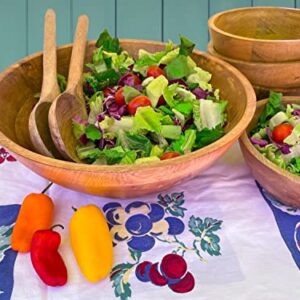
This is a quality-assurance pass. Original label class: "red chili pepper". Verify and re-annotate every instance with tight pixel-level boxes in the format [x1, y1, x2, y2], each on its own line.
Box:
[30, 225, 67, 286]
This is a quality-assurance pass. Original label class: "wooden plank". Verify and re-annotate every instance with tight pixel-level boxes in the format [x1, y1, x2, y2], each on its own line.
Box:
[28, 0, 71, 54]
[164, 0, 208, 51]
[117, 0, 162, 41]
[253, 0, 295, 7]
[0, 0, 27, 70]
[72, 0, 115, 40]
[210, 0, 251, 16]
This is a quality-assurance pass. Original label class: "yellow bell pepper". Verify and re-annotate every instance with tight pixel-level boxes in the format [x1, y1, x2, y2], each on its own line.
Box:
[69, 204, 113, 283]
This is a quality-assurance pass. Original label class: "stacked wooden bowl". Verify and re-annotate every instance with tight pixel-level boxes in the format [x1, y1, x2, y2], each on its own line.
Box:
[208, 7, 300, 99]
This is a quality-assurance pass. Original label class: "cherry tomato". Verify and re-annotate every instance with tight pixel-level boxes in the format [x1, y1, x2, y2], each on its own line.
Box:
[157, 95, 166, 106]
[128, 96, 152, 115]
[147, 65, 165, 78]
[160, 152, 180, 160]
[115, 87, 125, 106]
[272, 123, 293, 144]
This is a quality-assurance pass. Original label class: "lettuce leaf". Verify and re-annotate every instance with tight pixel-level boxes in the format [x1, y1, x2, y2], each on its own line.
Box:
[199, 100, 227, 130]
[88, 91, 103, 124]
[94, 69, 121, 90]
[123, 86, 141, 103]
[194, 126, 225, 149]
[85, 124, 102, 141]
[179, 35, 195, 56]
[165, 55, 193, 80]
[96, 29, 121, 54]
[259, 91, 285, 126]
[117, 131, 152, 157]
[169, 129, 196, 154]
[133, 106, 162, 133]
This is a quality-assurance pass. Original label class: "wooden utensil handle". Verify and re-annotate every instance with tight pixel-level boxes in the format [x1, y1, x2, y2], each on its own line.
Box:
[40, 9, 60, 100]
[67, 15, 89, 91]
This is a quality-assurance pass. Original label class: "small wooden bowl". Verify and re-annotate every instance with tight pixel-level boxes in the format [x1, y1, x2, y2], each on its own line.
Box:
[254, 85, 300, 100]
[239, 96, 300, 207]
[0, 40, 256, 198]
[207, 41, 300, 89]
[209, 7, 300, 63]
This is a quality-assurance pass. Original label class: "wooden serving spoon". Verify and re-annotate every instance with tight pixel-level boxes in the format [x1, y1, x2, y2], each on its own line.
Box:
[28, 9, 62, 158]
[48, 15, 89, 162]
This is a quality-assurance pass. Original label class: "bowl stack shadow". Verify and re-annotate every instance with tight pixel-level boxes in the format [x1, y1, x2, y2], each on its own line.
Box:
[208, 6, 300, 100]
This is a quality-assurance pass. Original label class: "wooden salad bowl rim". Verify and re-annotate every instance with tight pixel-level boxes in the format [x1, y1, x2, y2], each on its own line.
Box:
[209, 6, 300, 43]
[240, 96, 300, 184]
[0, 39, 256, 172]
[207, 40, 300, 66]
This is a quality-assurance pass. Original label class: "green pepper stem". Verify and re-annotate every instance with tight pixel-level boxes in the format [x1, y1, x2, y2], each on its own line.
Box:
[41, 182, 53, 194]
[51, 224, 64, 231]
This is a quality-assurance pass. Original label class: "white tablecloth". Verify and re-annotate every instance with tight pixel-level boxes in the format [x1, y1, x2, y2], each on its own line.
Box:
[1, 143, 300, 300]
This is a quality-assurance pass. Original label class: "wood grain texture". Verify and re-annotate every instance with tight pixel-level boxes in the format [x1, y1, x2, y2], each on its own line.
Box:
[208, 41, 300, 89]
[163, 0, 208, 51]
[209, 7, 300, 63]
[48, 15, 89, 162]
[0, 0, 27, 71]
[28, 0, 71, 54]
[117, 0, 162, 41]
[0, 39, 256, 198]
[254, 85, 300, 100]
[29, 9, 62, 158]
[72, 0, 115, 39]
[239, 97, 300, 208]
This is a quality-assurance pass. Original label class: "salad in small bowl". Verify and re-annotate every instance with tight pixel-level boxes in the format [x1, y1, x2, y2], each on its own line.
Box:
[240, 92, 300, 207]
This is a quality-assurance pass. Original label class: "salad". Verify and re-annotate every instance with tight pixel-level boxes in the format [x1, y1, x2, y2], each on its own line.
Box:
[72, 30, 228, 165]
[250, 91, 300, 175]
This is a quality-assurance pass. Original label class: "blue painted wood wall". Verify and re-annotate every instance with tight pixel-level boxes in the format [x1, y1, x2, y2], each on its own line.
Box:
[0, 0, 298, 70]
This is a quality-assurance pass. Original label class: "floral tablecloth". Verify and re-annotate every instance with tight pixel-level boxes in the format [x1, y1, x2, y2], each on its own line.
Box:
[1, 143, 300, 300]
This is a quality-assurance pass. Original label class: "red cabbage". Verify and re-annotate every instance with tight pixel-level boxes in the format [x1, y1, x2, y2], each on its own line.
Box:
[79, 134, 89, 145]
[292, 109, 300, 116]
[173, 117, 180, 126]
[169, 79, 187, 87]
[182, 118, 194, 131]
[280, 144, 291, 154]
[118, 105, 127, 116]
[97, 112, 105, 122]
[118, 73, 137, 87]
[250, 137, 268, 147]
[192, 87, 211, 100]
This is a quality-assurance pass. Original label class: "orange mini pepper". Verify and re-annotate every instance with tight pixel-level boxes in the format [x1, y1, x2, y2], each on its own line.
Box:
[11, 193, 54, 253]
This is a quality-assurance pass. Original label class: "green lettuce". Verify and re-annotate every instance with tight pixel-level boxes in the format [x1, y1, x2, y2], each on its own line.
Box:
[194, 126, 225, 149]
[88, 91, 103, 124]
[123, 86, 141, 103]
[258, 91, 284, 126]
[169, 129, 196, 154]
[133, 106, 162, 133]
[117, 131, 152, 157]
[96, 29, 121, 54]
[165, 55, 193, 80]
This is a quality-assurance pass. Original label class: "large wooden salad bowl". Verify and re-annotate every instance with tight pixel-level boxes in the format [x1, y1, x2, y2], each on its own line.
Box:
[0, 40, 256, 198]
[239, 97, 300, 207]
